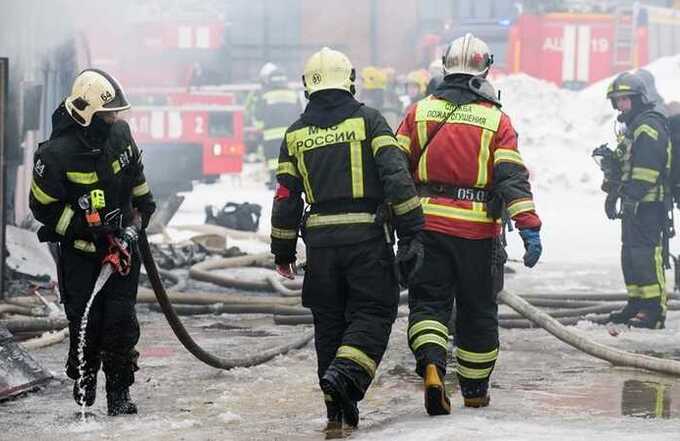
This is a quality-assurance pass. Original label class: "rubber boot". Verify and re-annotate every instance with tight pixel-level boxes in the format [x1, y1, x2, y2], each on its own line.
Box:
[73, 372, 97, 407]
[628, 306, 665, 329]
[609, 300, 640, 324]
[461, 381, 490, 408]
[424, 363, 451, 416]
[324, 394, 343, 431]
[106, 388, 138, 416]
[320, 370, 359, 428]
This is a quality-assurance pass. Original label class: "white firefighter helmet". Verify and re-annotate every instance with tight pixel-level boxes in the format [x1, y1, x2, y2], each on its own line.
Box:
[65, 69, 130, 127]
[302, 47, 355, 96]
[259, 62, 278, 84]
[442, 33, 494, 77]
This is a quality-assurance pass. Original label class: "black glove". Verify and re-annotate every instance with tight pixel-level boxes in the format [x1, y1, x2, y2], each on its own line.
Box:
[395, 233, 424, 288]
[604, 194, 619, 220]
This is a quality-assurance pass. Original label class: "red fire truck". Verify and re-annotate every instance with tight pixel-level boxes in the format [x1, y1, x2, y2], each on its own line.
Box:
[125, 90, 244, 196]
[506, 4, 680, 88]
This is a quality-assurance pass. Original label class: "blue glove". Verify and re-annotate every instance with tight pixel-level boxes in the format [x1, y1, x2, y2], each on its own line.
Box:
[519, 228, 542, 268]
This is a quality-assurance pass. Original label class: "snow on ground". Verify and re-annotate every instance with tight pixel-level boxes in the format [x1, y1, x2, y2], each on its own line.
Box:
[5, 58, 680, 440]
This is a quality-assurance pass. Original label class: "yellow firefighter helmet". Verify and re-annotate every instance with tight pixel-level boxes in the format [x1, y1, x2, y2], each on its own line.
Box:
[302, 47, 356, 97]
[406, 70, 430, 95]
[442, 33, 494, 77]
[361, 66, 388, 90]
[65, 69, 130, 127]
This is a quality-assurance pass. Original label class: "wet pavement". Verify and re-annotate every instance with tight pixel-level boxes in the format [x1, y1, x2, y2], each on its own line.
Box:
[1, 261, 679, 440]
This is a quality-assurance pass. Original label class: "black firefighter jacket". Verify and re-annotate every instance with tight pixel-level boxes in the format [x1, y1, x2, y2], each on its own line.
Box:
[270, 90, 424, 263]
[29, 103, 156, 257]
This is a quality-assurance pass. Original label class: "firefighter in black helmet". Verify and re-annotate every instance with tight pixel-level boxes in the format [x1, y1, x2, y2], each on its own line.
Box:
[270, 47, 424, 429]
[29, 69, 156, 415]
[604, 72, 670, 329]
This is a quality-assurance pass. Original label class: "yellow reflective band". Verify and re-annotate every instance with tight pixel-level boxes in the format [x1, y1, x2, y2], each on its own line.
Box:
[494, 148, 524, 166]
[55, 205, 75, 236]
[417, 122, 429, 181]
[112, 160, 121, 174]
[66, 171, 98, 185]
[626, 284, 641, 298]
[507, 199, 535, 218]
[408, 319, 449, 340]
[637, 283, 663, 300]
[423, 201, 496, 224]
[617, 84, 632, 91]
[73, 240, 96, 253]
[393, 196, 421, 216]
[397, 134, 411, 154]
[476, 129, 493, 187]
[296, 154, 314, 202]
[286, 118, 366, 155]
[336, 345, 376, 377]
[263, 89, 298, 104]
[456, 347, 499, 364]
[267, 158, 278, 171]
[263, 127, 288, 141]
[641, 187, 663, 202]
[631, 167, 659, 184]
[271, 227, 297, 240]
[371, 135, 398, 155]
[30, 181, 58, 205]
[415, 98, 502, 132]
[324, 393, 333, 402]
[306, 212, 375, 228]
[132, 182, 150, 197]
[634, 124, 659, 141]
[456, 365, 493, 380]
[350, 141, 364, 198]
[276, 161, 299, 178]
[411, 334, 449, 352]
[655, 246, 667, 312]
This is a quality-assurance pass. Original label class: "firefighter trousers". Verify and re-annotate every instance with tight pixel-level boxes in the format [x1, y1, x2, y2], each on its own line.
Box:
[407, 231, 501, 399]
[621, 202, 667, 315]
[303, 237, 399, 402]
[59, 244, 141, 392]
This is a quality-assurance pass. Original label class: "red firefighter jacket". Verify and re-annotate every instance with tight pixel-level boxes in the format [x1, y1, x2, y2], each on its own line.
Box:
[397, 95, 541, 239]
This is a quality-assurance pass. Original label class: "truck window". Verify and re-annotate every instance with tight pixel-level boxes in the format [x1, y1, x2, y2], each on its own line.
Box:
[209, 111, 234, 137]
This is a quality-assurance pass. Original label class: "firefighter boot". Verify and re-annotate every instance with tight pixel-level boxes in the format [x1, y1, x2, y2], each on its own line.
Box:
[106, 387, 138, 416]
[461, 380, 490, 408]
[324, 394, 343, 430]
[320, 370, 359, 428]
[628, 301, 665, 329]
[424, 363, 451, 416]
[608, 300, 641, 324]
[72, 371, 97, 407]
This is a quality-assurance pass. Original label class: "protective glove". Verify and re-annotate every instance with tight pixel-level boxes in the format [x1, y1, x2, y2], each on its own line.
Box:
[604, 193, 619, 220]
[395, 233, 425, 288]
[519, 228, 542, 268]
[276, 263, 296, 280]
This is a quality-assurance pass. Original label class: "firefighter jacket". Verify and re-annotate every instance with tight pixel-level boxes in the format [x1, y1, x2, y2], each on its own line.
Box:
[270, 90, 424, 262]
[616, 109, 670, 205]
[396, 76, 541, 239]
[253, 86, 301, 142]
[29, 103, 156, 256]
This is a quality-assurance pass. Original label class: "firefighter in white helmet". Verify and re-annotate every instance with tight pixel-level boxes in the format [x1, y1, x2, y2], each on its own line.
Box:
[397, 33, 542, 415]
[270, 47, 423, 429]
[29, 69, 156, 416]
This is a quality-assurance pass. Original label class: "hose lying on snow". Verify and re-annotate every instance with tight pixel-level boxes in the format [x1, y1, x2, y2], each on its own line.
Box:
[498, 290, 680, 376]
[1, 317, 69, 333]
[140, 231, 313, 370]
[189, 253, 303, 292]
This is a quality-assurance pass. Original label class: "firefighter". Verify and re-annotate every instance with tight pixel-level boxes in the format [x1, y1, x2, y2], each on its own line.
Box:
[270, 47, 424, 428]
[604, 72, 670, 329]
[252, 66, 302, 189]
[404, 69, 429, 109]
[29, 69, 156, 415]
[359, 66, 388, 112]
[396, 33, 542, 415]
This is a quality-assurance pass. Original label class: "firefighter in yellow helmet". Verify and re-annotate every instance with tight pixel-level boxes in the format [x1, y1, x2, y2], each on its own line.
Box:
[360, 65, 388, 111]
[270, 47, 423, 429]
[404, 69, 430, 110]
[29, 69, 156, 416]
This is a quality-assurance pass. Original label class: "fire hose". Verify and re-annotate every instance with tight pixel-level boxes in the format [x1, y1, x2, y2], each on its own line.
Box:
[498, 290, 680, 376]
[139, 231, 313, 370]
